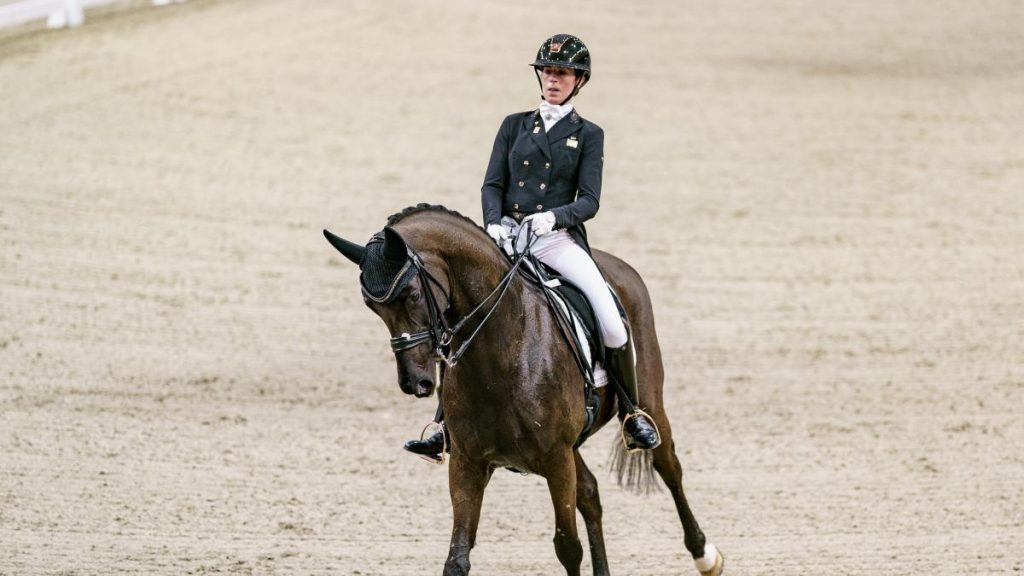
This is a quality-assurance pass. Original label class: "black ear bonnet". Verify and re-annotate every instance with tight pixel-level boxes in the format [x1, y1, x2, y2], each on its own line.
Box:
[359, 228, 416, 303]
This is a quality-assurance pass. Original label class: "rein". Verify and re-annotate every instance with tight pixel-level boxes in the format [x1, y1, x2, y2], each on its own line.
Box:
[389, 227, 538, 367]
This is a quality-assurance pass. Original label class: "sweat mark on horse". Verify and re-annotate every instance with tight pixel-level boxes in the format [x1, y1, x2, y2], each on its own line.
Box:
[325, 204, 724, 576]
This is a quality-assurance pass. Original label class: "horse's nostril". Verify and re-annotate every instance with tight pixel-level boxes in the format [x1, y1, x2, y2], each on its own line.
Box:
[416, 379, 435, 397]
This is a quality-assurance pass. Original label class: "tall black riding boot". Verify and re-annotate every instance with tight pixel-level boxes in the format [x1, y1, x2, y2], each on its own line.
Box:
[606, 340, 661, 451]
[403, 423, 448, 463]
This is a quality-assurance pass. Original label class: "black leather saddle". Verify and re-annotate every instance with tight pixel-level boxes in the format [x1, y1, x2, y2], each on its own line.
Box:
[547, 275, 605, 366]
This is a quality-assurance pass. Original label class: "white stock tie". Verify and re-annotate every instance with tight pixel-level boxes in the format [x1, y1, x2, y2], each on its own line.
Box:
[539, 101, 573, 131]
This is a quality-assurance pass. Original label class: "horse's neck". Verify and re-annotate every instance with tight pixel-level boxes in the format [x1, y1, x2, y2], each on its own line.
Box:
[405, 217, 553, 371]
[443, 244, 521, 318]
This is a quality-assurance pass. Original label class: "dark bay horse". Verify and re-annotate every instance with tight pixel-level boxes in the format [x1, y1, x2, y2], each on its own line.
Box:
[325, 204, 723, 576]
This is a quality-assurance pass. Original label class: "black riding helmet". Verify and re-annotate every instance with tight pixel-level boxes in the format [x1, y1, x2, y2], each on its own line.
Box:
[531, 34, 591, 104]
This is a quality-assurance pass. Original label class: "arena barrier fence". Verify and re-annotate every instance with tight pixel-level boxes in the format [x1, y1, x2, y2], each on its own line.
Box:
[0, 0, 183, 31]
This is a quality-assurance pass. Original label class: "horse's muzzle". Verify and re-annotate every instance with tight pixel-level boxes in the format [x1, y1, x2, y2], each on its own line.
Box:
[400, 376, 435, 398]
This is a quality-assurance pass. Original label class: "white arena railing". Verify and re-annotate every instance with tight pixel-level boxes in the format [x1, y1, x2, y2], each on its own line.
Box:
[0, 0, 183, 30]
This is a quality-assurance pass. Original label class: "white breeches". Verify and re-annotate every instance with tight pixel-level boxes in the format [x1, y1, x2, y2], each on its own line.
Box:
[503, 217, 628, 349]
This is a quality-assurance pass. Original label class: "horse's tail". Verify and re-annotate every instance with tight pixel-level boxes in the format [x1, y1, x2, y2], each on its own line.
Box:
[608, 440, 661, 495]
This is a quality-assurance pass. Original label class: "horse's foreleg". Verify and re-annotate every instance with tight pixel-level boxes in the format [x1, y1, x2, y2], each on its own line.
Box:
[574, 452, 610, 576]
[651, 418, 724, 576]
[443, 455, 492, 576]
[546, 450, 584, 576]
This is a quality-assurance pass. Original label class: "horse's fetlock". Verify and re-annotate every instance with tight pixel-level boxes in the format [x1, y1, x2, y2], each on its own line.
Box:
[684, 530, 707, 558]
[443, 555, 471, 576]
[552, 531, 584, 567]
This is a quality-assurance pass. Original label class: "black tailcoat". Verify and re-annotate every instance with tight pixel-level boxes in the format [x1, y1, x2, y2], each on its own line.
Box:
[481, 109, 605, 250]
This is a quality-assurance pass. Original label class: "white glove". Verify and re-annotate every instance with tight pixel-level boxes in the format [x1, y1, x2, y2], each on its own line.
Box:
[523, 211, 556, 236]
[486, 223, 509, 245]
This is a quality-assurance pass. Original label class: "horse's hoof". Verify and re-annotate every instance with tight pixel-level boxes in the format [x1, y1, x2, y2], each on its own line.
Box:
[695, 544, 723, 576]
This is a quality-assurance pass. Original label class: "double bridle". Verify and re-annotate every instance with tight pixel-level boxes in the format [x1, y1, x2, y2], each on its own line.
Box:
[388, 230, 537, 367]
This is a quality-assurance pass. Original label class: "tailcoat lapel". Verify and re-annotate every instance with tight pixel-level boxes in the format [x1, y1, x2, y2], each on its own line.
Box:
[524, 111, 552, 159]
[546, 109, 584, 144]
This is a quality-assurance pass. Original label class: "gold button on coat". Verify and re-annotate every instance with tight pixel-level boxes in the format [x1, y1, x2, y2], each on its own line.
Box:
[544, 162, 550, 169]
[539, 183, 546, 190]
[523, 160, 530, 166]
[517, 181, 524, 188]
[513, 203, 519, 209]
[536, 204, 543, 210]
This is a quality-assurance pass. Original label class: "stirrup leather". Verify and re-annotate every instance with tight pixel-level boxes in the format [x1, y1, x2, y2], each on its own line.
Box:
[620, 408, 661, 453]
[416, 420, 447, 465]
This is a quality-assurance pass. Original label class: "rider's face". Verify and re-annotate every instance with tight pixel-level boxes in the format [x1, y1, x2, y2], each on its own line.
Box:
[540, 66, 578, 104]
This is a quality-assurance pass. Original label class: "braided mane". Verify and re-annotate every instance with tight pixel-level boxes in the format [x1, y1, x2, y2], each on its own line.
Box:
[385, 203, 485, 233]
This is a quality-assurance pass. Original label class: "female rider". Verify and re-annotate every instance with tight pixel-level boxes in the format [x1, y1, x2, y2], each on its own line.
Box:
[405, 34, 659, 460]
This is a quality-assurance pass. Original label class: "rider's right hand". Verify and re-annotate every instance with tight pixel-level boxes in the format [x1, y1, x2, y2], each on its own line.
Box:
[486, 224, 508, 245]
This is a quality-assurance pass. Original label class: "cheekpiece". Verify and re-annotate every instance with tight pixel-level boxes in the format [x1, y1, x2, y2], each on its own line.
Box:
[359, 232, 415, 303]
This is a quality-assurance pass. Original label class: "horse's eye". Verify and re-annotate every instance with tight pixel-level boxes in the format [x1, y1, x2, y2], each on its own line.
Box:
[403, 289, 421, 316]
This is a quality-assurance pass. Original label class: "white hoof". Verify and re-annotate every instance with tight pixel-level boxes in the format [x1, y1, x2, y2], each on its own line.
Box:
[695, 543, 723, 576]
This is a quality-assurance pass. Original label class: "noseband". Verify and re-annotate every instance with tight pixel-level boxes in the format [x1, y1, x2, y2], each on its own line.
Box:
[387, 231, 537, 367]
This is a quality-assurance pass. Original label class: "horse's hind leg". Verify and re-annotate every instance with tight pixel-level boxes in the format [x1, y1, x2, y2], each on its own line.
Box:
[574, 452, 610, 576]
[545, 450, 584, 576]
[650, 416, 724, 576]
[443, 455, 492, 576]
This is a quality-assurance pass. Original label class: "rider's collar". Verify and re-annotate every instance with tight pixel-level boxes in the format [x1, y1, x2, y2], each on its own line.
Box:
[539, 100, 573, 130]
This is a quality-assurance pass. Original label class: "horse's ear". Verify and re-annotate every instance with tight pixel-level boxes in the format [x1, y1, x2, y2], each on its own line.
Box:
[382, 227, 408, 262]
[323, 229, 365, 265]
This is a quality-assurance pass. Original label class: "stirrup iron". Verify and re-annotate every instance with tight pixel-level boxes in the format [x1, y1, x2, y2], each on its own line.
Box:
[620, 407, 661, 453]
[416, 420, 447, 465]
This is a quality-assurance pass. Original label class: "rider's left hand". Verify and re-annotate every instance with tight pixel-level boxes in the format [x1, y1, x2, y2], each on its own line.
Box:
[524, 211, 556, 236]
